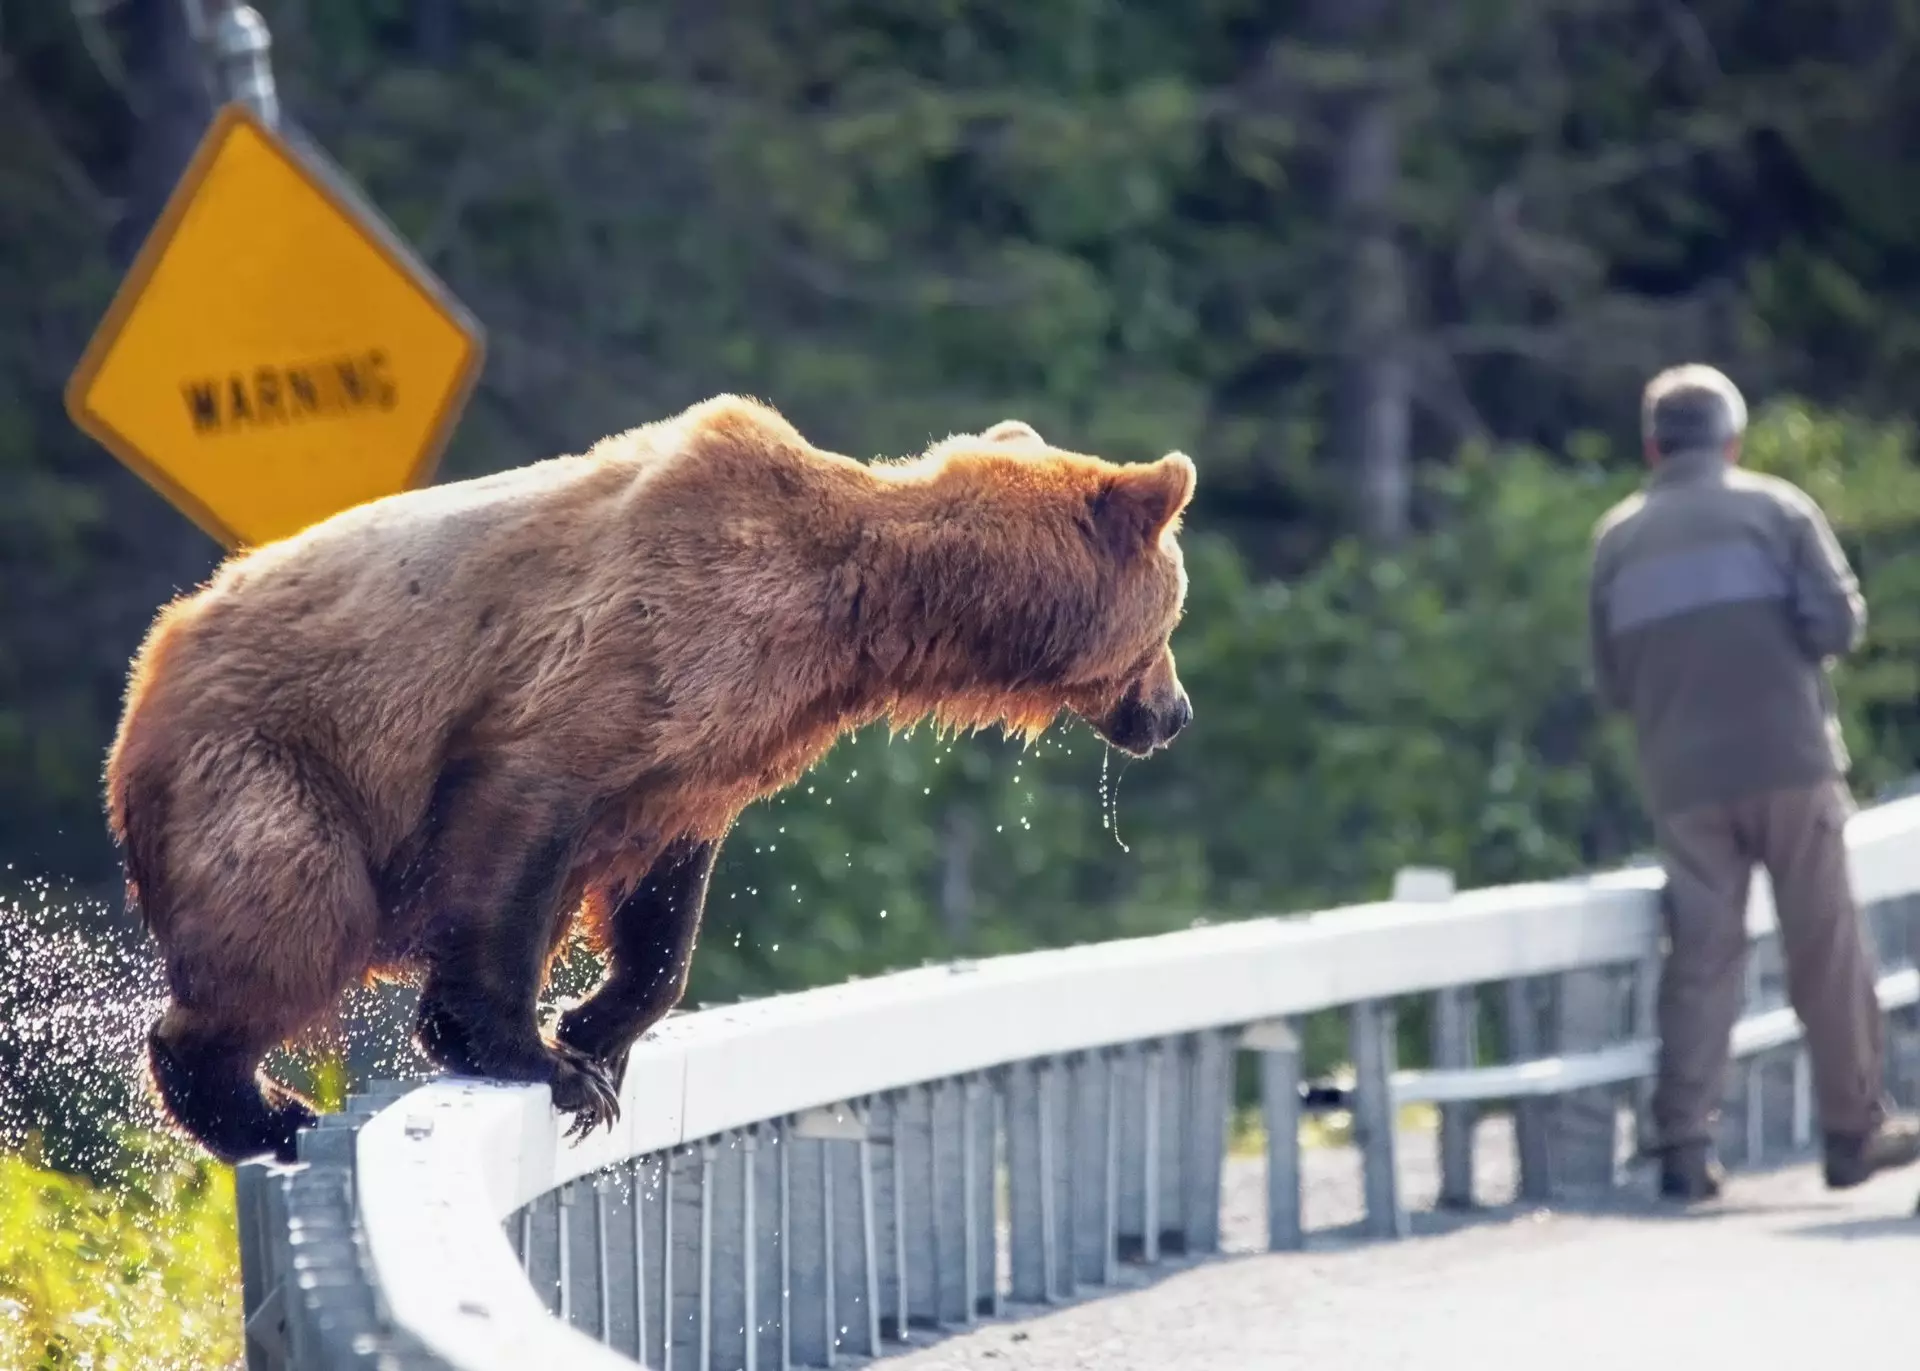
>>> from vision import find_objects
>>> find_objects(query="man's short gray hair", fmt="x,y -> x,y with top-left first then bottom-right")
1641,364 -> 1749,457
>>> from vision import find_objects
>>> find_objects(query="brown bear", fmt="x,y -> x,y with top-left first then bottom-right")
106,394 -> 1196,1164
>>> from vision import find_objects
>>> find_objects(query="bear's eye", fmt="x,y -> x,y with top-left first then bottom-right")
1073,498 -> 1103,547
1080,485 -> 1111,535
1081,482 -> 1135,560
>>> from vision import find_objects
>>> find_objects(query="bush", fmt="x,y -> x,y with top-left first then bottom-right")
0,1138 -> 240,1371
1072,397 -> 1920,916
686,398 -> 1920,1075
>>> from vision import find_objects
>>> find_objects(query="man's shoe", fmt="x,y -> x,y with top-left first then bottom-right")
1824,1111 -> 1920,1190
1658,1141 -> 1724,1202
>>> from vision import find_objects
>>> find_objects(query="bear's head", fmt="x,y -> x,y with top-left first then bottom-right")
916,420 -> 1197,758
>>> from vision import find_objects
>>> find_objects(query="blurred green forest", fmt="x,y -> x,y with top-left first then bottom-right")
11,3 -> 1920,1358
10,0 -> 1920,1102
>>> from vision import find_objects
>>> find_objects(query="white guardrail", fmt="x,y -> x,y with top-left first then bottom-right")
232,793 -> 1920,1371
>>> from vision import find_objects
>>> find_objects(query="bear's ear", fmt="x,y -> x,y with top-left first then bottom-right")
1089,452 -> 1196,559
981,419 -> 1044,447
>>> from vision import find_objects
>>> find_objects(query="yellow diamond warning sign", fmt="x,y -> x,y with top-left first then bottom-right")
65,102 -> 484,550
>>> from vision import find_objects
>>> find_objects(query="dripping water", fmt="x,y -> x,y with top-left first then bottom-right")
1098,745 -> 1132,854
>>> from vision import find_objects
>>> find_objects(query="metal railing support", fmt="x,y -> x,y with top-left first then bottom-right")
225,793 -> 1920,1370
1350,998 -> 1407,1240
1503,975 -> 1554,1201
1548,966 -> 1627,1194
1245,1017 -> 1303,1250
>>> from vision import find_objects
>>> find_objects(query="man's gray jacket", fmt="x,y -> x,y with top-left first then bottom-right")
1586,447 -> 1867,817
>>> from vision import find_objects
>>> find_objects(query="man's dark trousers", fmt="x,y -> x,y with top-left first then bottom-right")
1648,778 -> 1888,1149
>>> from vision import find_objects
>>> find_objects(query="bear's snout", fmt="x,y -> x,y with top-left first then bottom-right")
1163,689 -> 1194,741
1089,672 -> 1192,757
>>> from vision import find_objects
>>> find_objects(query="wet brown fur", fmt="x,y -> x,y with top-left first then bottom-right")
106,394 -> 1195,1160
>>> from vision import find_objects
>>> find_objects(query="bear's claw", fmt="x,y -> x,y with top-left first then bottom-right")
550,1041 -> 622,1142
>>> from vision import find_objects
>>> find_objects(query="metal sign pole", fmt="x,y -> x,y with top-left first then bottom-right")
188,0 -> 280,128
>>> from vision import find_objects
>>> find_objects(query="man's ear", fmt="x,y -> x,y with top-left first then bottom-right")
981,420 -> 1044,447
1089,452 -> 1196,558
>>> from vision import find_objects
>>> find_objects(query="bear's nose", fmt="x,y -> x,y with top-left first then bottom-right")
1163,692 -> 1193,741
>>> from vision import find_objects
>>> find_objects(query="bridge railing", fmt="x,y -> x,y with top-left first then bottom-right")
232,794 -> 1920,1370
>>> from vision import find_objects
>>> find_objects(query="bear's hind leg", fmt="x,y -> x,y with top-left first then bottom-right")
137,741 -> 383,1163
147,1005 -> 319,1164
556,836 -> 719,1095
408,782 -> 619,1137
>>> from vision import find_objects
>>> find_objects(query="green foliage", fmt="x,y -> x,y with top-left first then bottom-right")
1123,454 -> 1631,907
11,0 -> 1920,878
10,5 -> 1920,1357
662,398 -> 1920,1026
1742,402 -> 1920,797
0,1139 -> 240,1371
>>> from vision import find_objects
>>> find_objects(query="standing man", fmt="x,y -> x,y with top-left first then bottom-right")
1587,363 -> 1920,1201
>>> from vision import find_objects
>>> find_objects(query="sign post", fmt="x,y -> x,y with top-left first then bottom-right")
206,1 -> 279,127
65,4 -> 483,550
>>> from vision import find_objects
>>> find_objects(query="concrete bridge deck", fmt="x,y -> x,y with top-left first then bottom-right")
887,1119 -> 1919,1371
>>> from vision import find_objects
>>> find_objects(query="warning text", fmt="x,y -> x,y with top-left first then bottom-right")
181,349 -> 398,435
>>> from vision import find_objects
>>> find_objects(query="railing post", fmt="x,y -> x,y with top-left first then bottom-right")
1142,1045 -> 1164,1263
783,1131 -> 831,1366
706,1136 -> 749,1371
1069,1053 -> 1116,1286
526,1187 -> 562,1317
928,1081 -> 966,1326
1179,1031 -> 1230,1256
235,1158 -> 298,1371
1753,933 -> 1798,1162
669,1145 -> 707,1371
1897,895 -> 1920,1110
1396,868 -> 1472,1209
1110,1047 -> 1151,1265
865,1095 -> 903,1347
1432,984 -> 1478,1209
1098,1057 -> 1120,1287
1718,953 -> 1761,1167
1005,1062 -> 1051,1302
1630,946 -> 1664,1158
1549,966 -> 1625,1193
1244,1017 -> 1303,1250
776,1138 -> 792,1371
1041,1060 -> 1072,1297
1350,998 -> 1408,1239
1503,975 -> 1554,1201
974,1080 -> 999,1319
280,1161 -> 379,1368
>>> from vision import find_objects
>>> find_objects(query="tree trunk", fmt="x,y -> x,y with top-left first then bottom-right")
98,0 -> 225,669
111,0 -> 216,269
1320,2 -> 1413,544
939,807 -> 978,947
414,0 -> 463,65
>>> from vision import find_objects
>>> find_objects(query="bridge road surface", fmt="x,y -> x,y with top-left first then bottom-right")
887,1116 -> 1920,1371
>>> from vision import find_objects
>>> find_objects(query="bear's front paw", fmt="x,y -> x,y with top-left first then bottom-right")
549,1043 -> 622,1143
552,1016 -> 637,1098
594,1045 -> 633,1098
